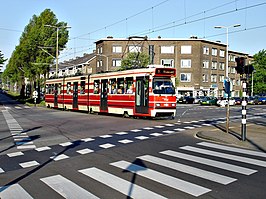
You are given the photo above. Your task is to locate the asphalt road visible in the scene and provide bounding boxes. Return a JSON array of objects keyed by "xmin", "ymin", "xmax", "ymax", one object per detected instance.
[{"xmin": 1, "ymin": 93, "xmax": 266, "ymax": 199}]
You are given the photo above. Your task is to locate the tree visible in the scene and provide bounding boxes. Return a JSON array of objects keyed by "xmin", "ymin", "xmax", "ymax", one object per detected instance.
[
  {"xmin": 119, "ymin": 52, "xmax": 150, "ymax": 70},
  {"xmin": 0, "ymin": 50, "xmax": 7, "ymax": 69},
  {"xmin": 252, "ymin": 49, "xmax": 266, "ymax": 95},
  {"xmin": 4, "ymin": 9, "xmax": 69, "ymax": 97}
]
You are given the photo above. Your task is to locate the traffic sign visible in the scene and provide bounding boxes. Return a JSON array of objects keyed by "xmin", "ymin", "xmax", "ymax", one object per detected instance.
[{"xmin": 33, "ymin": 91, "xmax": 38, "ymax": 98}]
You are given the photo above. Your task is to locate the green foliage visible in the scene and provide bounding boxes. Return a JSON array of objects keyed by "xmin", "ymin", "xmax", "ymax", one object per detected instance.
[
  {"xmin": 0, "ymin": 50, "xmax": 7, "ymax": 67},
  {"xmin": 119, "ymin": 52, "xmax": 149, "ymax": 70},
  {"xmin": 3, "ymin": 9, "xmax": 69, "ymax": 90},
  {"xmin": 252, "ymin": 49, "xmax": 266, "ymax": 95}
]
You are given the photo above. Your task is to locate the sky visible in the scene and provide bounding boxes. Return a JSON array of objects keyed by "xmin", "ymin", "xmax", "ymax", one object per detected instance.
[{"xmin": 1, "ymin": 0, "xmax": 266, "ymax": 71}]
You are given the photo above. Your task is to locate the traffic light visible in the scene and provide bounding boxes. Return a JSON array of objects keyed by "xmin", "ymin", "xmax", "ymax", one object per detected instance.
[
  {"xmin": 244, "ymin": 64, "xmax": 254, "ymax": 74},
  {"xmin": 235, "ymin": 57, "xmax": 245, "ymax": 74}
]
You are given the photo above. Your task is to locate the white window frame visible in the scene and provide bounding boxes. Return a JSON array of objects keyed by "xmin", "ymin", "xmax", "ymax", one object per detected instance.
[
  {"xmin": 219, "ymin": 75, "xmax": 224, "ymax": 82},
  {"xmin": 202, "ymin": 74, "xmax": 208, "ymax": 82},
  {"xmin": 161, "ymin": 46, "xmax": 174, "ymax": 54},
  {"xmin": 212, "ymin": 48, "xmax": 218, "ymax": 56},
  {"xmin": 220, "ymin": 49, "xmax": 225, "ymax": 57},
  {"xmin": 112, "ymin": 45, "xmax": 122, "ymax": 53},
  {"xmin": 203, "ymin": 46, "xmax": 209, "ymax": 55},
  {"xmin": 181, "ymin": 45, "xmax": 192, "ymax": 54},
  {"xmin": 180, "ymin": 73, "xmax": 191, "ymax": 82},
  {"xmin": 211, "ymin": 74, "xmax": 217, "ymax": 82},
  {"xmin": 203, "ymin": 60, "xmax": 209, "ymax": 68},
  {"xmin": 112, "ymin": 59, "xmax": 121, "ymax": 67},
  {"xmin": 161, "ymin": 59, "xmax": 174, "ymax": 68},
  {"xmin": 219, "ymin": 62, "xmax": 225, "ymax": 70},
  {"xmin": 129, "ymin": 45, "xmax": 141, "ymax": 53},
  {"xmin": 181, "ymin": 59, "xmax": 191, "ymax": 68},
  {"xmin": 211, "ymin": 61, "xmax": 217, "ymax": 70}
]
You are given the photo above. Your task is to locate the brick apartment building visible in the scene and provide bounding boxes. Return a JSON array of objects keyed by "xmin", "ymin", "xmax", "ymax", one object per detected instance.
[{"xmin": 51, "ymin": 36, "xmax": 252, "ymax": 98}]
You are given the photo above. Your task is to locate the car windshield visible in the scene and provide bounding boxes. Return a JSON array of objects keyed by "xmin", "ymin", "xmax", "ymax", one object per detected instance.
[{"xmin": 153, "ymin": 78, "xmax": 175, "ymax": 94}]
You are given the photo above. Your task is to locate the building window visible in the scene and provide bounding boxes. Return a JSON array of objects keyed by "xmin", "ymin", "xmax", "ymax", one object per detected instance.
[
  {"xmin": 211, "ymin": 74, "xmax": 217, "ymax": 82},
  {"xmin": 211, "ymin": 61, "xmax": 217, "ymax": 69},
  {"xmin": 149, "ymin": 45, "xmax": 155, "ymax": 64},
  {"xmin": 230, "ymin": 67, "xmax": 236, "ymax": 74},
  {"xmin": 203, "ymin": 60, "xmax": 209, "ymax": 68},
  {"xmin": 181, "ymin": 45, "xmax": 192, "ymax": 54},
  {"xmin": 180, "ymin": 73, "xmax": 191, "ymax": 82},
  {"xmin": 219, "ymin": 75, "xmax": 224, "ymax": 82},
  {"xmin": 129, "ymin": 45, "xmax": 141, "ymax": 53},
  {"xmin": 161, "ymin": 46, "xmax": 174, "ymax": 54},
  {"xmin": 181, "ymin": 59, "xmax": 191, "ymax": 68},
  {"xmin": 97, "ymin": 60, "xmax": 103, "ymax": 68},
  {"xmin": 112, "ymin": 45, "xmax": 122, "ymax": 53},
  {"xmin": 161, "ymin": 59, "xmax": 174, "ymax": 68},
  {"xmin": 202, "ymin": 74, "xmax": 208, "ymax": 82},
  {"xmin": 97, "ymin": 46, "xmax": 102, "ymax": 54},
  {"xmin": 220, "ymin": 49, "xmax": 225, "ymax": 57},
  {"xmin": 212, "ymin": 48, "xmax": 218, "ymax": 56},
  {"xmin": 229, "ymin": 54, "xmax": 236, "ymax": 62},
  {"xmin": 203, "ymin": 46, "xmax": 209, "ymax": 55},
  {"xmin": 112, "ymin": 59, "xmax": 121, "ymax": 67},
  {"xmin": 219, "ymin": 62, "xmax": 225, "ymax": 70}
]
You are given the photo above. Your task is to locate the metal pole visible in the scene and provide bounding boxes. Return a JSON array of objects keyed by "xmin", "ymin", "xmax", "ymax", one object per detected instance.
[
  {"xmin": 56, "ymin": 27, "xmax": 59, "ymax": 78},
  {"xmin": 226, "ymin": 27, "xmax": 230, "ymax": 134},
  {"xmin": 241, "ymin": 79, "xmax": 247, "ymax": 141}
]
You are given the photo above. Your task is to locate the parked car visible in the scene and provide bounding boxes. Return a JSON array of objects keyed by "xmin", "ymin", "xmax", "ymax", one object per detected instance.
[
  {"xmin": 178, "ymin": 96, "xmax": 195, "ymax": 104},
  {"xmin": 258, "ymin": 96, "xmax": 266, "ymax": 104},
  {"xmin": 247, "ymin": 96, "xmax": 258, "ymax": 105},
  {"xmin": 217, "ymin": 97, "xmax": 236, "ymax": 107},
  {"xmin": 194, "ymin": 96, "xmax": 205, "ymax": 104},
  {"xmin": 200, "ymin": 97, "xmax": 217, "ymax": 106},
  {"xmin": 233, "ymin": 97, "xmax": 242, "ymax": 105}
]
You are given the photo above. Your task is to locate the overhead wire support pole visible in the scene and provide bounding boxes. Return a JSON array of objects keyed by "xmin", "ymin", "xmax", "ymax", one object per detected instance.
[{"xmin": 241, "ymin": 76, "xmax": 247, "ymax": 141}]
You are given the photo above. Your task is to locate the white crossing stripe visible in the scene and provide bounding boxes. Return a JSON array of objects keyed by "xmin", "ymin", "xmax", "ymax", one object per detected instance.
[
  {"xmin": 174, "ymin": 128, "xmax": 185, "ymax": 131},
  {"xmin": 181, "ymin": 146, "xmax": 266, "ymax": 168},
  {"xmin": 77, "ymin": 148, "xmax": 94, "ymax": 154},
  {"xmin": 7, "ymin": 152, "xmax": 24, "ymax": 157},
  {"xmin": 110, "ymin": 160, "xmax": 211, "ymax": 197},
  {"xmin": 79, "ymin": 167, "xmax": 167, "ymax": 199},
  {"xmin": 99, "ymin": 143, "xmax": 115, "ymax": 149},
  {"xmin": 0, "ymin": 168, "xmax": 4, "ymax": 173},
  {"xmin": 60, "ymin": 142, "xmax": 73, "ymax": 147},
  {"xmin": 160, "ymin": 150, "xmax": 256, "ymax": 175},
  {"xmin": 41, "ymin": 174, "xmax": 100, "ymax": 199},
  {"xmin": 163, "ymin": 130, "xmax": 175, "ymax": 134},
  {"xmin": 81, "ymin": 138, "xmax": 95, "ymax": 142},
  {"xmin": 19, "ymin": 161, "xmax": 40, "ymax": 168},
  {"xmin": 35, "ymin": 146, "xmax": 51, "ymax": 152},
  {"xmin": 150, "ymin": 133, "xmax": 163, "ymax": 137},
  {"xmin": 0, "ymin": 184, "xmax": 33, "ymax": 199},
  {"xmin": 135, "ymin": 136, "xmax": 149, "ymax": 140},
  {"xmin": 118, "ymin": 139, "xmax": 133, "ymax": 144},
  {"xmin": 138, "ymin": 155, "xmax": 236, "ymax": 185},
  {"xmin": 99, "ymin": 135, "xmax": 112, "ymax": 138},
  {"xmin": 50, "ymin": 154, "xmax": 69, "ymax": 161},
  {"xmin": 115, "ymin": 132, "xmax": 128, "ymax": 135},
  {"xmin": 197, "ymin": 142, "xmax": 266, "ymax": 158}
]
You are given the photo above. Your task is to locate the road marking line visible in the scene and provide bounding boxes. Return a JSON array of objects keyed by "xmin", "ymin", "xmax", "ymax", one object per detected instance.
[
  {"xmin": 17, "ymin": 145, "xmax": 36, "ymax": 149},
  {"xmin": 143, "ymin": 127, "xmax": 154, "ymax": 130},
  {"xmin": 19, "ymin": 161, "xmax": 40, "ymax": 168},
  {"xmin": 50, "ymin": 154, "xmax": 69, "ymax": 161},
  {"xmin": 163, "ymin": 130, "xmax": 175, "ymax": 134},
  {"xmin": 138, "ymin": 155, "xmax": 236, "ymax": 185},
  {"xmin": 35, "ymin": 146, "xmax": 51, "ymax": 152},
  {"xmin": 165, "ymin": 124, "xmax": 174, "ymax": 126},
  {"xmin": 115, "ymin": 132, "xmax": 128, "ymax": 135},
  {"xmin": 0, "ymin": 184, "xmax": 33, "ymax": 199},
  {"xmin": 41, "ymin": 175, "xmax": 100, "ymax": 199},
  {"xmin": 99, "ymin": 135, "xmax": 112, "ymax": 138},
  {"xmin": 150, "ymin": 133, "xmax": 163, "ymax": 137},
  {"xmin": 60, "ymin": 142, "xmax": 73, "ymax": 147},
  {"xmin": 110, "ymin": 160, "xmax": 211, "ymax": 197},
  {"xmin": 99, "ymin": 143, "xmax": 115, "ymax": 149},
  {"xmin": 7, "ymin": 152, "xmax": 24, "ymax": 157},
  {"xmin": 155, "ymin": 125, "xmax": 165, "ymax": 128},
  {"xmin": 118, "ymin": 139, "xmax": 133, "ymax": 144},
  {"xmin": 135, "ymin": 136, "xmax": 149, "ymax": 140},
  {"xmin": 174, "ymin": 128, "xmax": 185, "ymax": 131},
  {"xmin": 0, "ymin": 168, "xmax": 4, "ymax": 173},
  {"xmin": 184, "ymin": 126, "xmax": 195, "ymax": 129},
  {"xmin": 197, "ymin": 142, "xmax": 266, "ymax": 158},
  {"xmin": 81, "ymin": 138, "xmax": 95, "ymax": 142},
  {"xmin": 180, "ymin": 146, "xmax": 266, "ymax": 168},
  {"xmin": 160, "ymin": 150, "xmax": 256, "ymax": 175},
  {"xmin": 79, "ymin": 167, "xmax": 167, "ymax": 199},
  {"xmin": 131, "ymin": 129, "xmax": 142, "ymax": 132},
  {"xmin": 77, "ymin": 148, "xmax": 94, "ymax": 154}
]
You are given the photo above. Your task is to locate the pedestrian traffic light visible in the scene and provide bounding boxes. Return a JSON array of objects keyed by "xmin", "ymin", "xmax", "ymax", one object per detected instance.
[
  {"xmin": 244, "ymin": 64, "xmax": 254, "ymax": 74},
  {"xmin": 235, "ymin": 57, "xmax": 245, "ymax": 74}
]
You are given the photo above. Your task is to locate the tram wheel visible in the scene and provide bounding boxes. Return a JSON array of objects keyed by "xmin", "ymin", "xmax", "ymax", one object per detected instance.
[{"xmin": 123, "ymin": 111, "xmax": 130, "ymax": 118}]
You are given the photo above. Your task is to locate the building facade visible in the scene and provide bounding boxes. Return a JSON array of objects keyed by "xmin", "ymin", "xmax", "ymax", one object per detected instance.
[{"xmin": 95, "ymin": 37, "xmax": 251, "ymax": 98}]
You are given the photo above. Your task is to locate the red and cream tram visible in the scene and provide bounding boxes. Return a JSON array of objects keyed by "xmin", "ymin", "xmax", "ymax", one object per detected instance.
[{"xmin": 45, "ymin": 65, "xmax": 176, "ymax": 118}]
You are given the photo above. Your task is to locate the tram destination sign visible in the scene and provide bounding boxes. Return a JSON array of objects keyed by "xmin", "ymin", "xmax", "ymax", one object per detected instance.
[{"xmin": 155, "ymin": 68, "xmax": 176, "ymax": 76}]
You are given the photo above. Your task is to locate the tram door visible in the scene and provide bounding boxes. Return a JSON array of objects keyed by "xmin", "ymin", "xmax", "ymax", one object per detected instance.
[
  {"xmin": 73, "ymin": 82, "xmax": 78, "ymax": 109},
  {"xmin": 135, "ymin": 76, "xmax": 149, "ymax": 114},
  {"xmin": 54, "ymin": 83, "xmax": 58, "ymax": 107},
  {"xmin": 100, "ymin": 79, "xmax": 108, "ymax": 111}
]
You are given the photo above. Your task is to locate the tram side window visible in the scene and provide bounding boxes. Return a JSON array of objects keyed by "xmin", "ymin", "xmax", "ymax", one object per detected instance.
[
  {"xmin": 94, "ymin": 80, "xmax": 99, "ymax": 94},
  {"xmin": 58, "ymin": 83, "xmax": 62, "ymax": 94},
  {"xmin": 110, "ymin": 78, "xmax": 117, "ymax": 94},
  {"xmin": 125, "ymin": 77, "xmax": 133, "ymax": 94},
  {"xmin": 117, "ymin": 78, "xmax": 124, "ymax": 94},
  {"xmin": 80, "ymin": 81, "xmax": 85, "ymax": 94},
  {"xmin": 67, "ymin": 82, "xmax": 71, "ymax": 94},
  {"xmin": 47, "ymin": 84, "xmax": 53, "ymax": 94},
  {"xmin": 153, "ymin": 78, "xmax": 175, "ymax": 94}
]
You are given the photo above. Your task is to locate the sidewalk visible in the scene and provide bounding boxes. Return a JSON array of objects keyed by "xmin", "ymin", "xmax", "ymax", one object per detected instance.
[{"xmin": 196, "ymin": 121, "xmax": 266, "ymax": 152}]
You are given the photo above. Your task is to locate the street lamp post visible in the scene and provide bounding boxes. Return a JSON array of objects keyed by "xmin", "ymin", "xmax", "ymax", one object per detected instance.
[
  {"xmin": 214, "ymin": 24, "xmax": 241, "ymax": 134},
  {"xmin": 44, "ymin": 25, "xmax": 71, "ymax": 77}
]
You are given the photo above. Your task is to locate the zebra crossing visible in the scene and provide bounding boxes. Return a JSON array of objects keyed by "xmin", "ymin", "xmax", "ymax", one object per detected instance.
[{"xmin": 1, "ymin": 141, "xmax": 266, "ymax": 198}]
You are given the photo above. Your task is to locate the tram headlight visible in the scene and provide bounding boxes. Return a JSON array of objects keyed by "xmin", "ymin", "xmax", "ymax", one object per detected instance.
[
  {"xmin": 155, "ymin": 103, "xmax": 161, "ymax": 107},
  {"xmin": 172, "ymin": 103, "xmax": 176, "ymax": 107}
]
